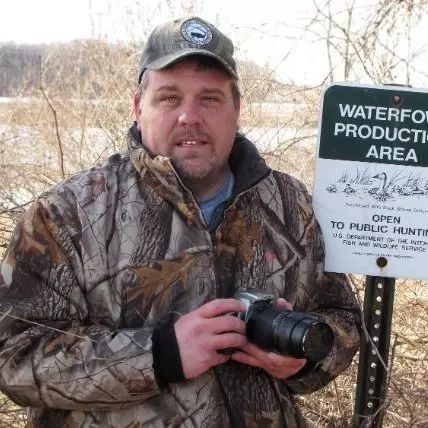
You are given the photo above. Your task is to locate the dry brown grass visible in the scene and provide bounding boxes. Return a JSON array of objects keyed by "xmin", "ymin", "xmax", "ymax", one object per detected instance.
[
  {"xmin": 298, "ymin": 276, "xmax": 428, "ymax": 428},
  {"xmin": 0, "ymin": 395, "xmax": 26, "ymax": 428}
]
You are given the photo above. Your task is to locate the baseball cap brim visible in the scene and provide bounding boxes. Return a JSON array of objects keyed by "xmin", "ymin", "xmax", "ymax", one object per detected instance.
[{"xmin": 144, "ymin": 48, "xmax": 238, "ymax": 79}]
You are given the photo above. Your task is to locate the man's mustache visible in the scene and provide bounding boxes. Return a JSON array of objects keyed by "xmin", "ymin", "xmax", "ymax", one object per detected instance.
[{"xmin": 170, "ymin": 128, "xmax": 213, "ymax": 144}]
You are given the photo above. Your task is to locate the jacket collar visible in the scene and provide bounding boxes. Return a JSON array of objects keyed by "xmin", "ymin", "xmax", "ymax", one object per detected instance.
[{"xmin": 228, "ymin": 132, "xmax": 271, "ymax": 194}]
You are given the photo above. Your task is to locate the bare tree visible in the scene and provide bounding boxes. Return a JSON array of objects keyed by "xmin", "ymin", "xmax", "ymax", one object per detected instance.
[{"xmin": 302, "ymin": 0, "xmax": 428, "ymax": 85}]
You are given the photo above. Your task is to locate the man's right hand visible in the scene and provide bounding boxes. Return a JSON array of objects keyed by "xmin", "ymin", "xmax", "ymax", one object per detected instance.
[{"xmin": 174, "ymin": 299, "xmax": 247, "ymax": 379}]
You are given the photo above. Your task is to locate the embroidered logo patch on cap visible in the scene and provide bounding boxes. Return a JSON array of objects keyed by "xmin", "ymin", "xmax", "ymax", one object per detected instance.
[{"xmin": 181, "ymin": 19, "xmax": 213, "ymax": 45}]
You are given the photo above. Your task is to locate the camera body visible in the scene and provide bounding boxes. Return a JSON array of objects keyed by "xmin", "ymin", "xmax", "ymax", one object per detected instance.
[{"xmin": 232, "ymin": 290, "xmax": 334, "ymax": 362}]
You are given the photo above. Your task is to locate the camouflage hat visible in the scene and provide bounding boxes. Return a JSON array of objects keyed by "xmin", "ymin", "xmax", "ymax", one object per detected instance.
[{"xmin": 138, "ymin": 17, "xmax": 237, "ymax": 83}]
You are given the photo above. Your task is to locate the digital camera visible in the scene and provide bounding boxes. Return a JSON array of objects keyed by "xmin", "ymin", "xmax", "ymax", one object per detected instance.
[{"xmin": 232, "ymin": 290, "xmax": 334, "ymax": 362}]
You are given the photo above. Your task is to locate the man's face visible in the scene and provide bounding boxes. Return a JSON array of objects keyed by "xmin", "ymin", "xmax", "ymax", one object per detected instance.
[{"xmin": 134, "ymin": 59, "xmax": 240, "ymax": 182}]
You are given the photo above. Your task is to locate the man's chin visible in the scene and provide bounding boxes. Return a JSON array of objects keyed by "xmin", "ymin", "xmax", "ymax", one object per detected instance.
[
  {"xmin": 178, "ymin": 167, "xmax": 212, "ymax": 180},
  {"xmin": 173, "ymin": 160, "xmax": 213, "ymax": 180}
]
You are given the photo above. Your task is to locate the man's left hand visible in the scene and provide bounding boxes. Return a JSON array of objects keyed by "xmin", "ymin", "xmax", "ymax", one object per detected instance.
[{"xmin": 230, "ymin": 342, "xmax": 306, "ymax": 379}]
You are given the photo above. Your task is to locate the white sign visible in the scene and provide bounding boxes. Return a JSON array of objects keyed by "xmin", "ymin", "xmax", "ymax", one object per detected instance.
[{"xmin": 313, "ymin": 82, "xmax": 428, "ymax": 280}]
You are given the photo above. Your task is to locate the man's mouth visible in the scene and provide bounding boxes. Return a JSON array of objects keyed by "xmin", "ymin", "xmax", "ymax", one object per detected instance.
[{"xmin": 176, "ymin": 140, "xmax": 205, "ymax": 147}]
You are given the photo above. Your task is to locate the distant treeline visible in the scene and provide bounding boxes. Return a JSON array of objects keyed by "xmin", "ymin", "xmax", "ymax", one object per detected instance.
[
  {"xmin": 0, "ymin": 40, "xmax": 293, "ymax": 102},
  {"xmin": 0, "ymin": 43, "xmax": 45, "ymax": 96},
  {"xmin": 0, "ymin": 40, "xmax": 138, "ymax": 98}
]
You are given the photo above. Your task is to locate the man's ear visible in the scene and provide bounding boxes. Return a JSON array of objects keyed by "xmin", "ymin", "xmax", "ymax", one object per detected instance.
[
  {"xmin": 134, "ymin": 94, "xmax": 142, "ymax": 130},
  {"xmin": 236, "ymin": 98, "xmax": 241, "ymax": 131}
]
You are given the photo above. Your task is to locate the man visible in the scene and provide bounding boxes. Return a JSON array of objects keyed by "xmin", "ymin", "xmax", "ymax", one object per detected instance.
[{"xmin": 0, "ymin": 16, "xmax": 360, "ymax": 427}]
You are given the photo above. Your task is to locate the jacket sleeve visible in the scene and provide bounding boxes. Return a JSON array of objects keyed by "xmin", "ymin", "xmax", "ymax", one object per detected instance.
[
  {"xmin": 283, "ymin": 181, "xmax": 362, "ymax": 395},
  {"xmin": 284, "ymin": 269, "xmax": 361, "ymax": 395},
  {"xmin": 0, "ymin": 197, "xmax": 164, "ymax": 410}
]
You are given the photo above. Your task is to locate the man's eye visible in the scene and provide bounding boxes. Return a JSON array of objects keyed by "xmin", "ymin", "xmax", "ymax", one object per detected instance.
[
  {"xmin": 160, "ymin": 95, "xmax": 179, "ymax": 102},
  {"xmin": 201, "ymin": 96, "xmax": 219, "ymax": 103}
]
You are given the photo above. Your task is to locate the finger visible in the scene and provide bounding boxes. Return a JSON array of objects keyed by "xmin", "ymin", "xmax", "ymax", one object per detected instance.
[
  {"xmin": 212, "ymin": 352, "xmax": 231, "ymax": 366},
  {"xmin": 275, "ymin": 298, "xmax": 293, "ymax": 311},
  {"xmin": 208, "ymin": 315, "xmax": 246, "ymax": 334},
  {"xmin": 195, "ymin": 299, "xmax": 245, "ymax": 318},
  {"xmin": 239, "ymin": 342, "xmax": 270, "ymax": 361},
  {"xmin": 232, "ymin": 351, "xmax": 298, "ymax": 378},
  {"xmin": 267, "ymin": 352, "xmax": 306, "ymax": 368},
  {"xmin": 233, "ymin": 351, "xmax": 306, "ymax": 379},
  {"xmin": 231, "ymin": 351, "xmax": 265, "ymax": 368},
  {"xmin": 265, "ymin": 368, "xmax": 289, "ymax": 379},
  {"xmin": 212, "ymin": 332, "xmax": 247, "ymax": 351},
  {"xmin": 267, "ymin": 364, "xmax": 305, "ymax": 379},
  {"xmin": 232, "ymin": 352, "xmax": 281, "ymax": 372},
  {"xmin": 266, "ymin": 353, "xmax": 307, "ymax": 378}
]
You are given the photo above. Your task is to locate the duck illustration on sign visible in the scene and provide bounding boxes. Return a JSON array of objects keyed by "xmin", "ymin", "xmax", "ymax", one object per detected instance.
[{"xmin": 325, "ymin": 168, "xmax": 428, "ymax": 202}]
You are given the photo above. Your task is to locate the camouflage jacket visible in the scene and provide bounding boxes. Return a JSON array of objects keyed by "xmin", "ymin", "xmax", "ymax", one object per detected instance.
[{"xmin": 0, "ymin": 125, "xmax": 361, "ymax": 427}]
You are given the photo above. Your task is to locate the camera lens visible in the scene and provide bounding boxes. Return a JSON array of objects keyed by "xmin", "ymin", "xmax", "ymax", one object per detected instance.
[
  {"xmin": 300, "ymin": 321, "xmax": 334, "ymax": 361},
  {"xmin": 246, "ymin": 306, "xmax": 334, "ymax": 362},
  {"xmin": 285, "ymin": 315, "xmax": 334, "ymax": 361}
]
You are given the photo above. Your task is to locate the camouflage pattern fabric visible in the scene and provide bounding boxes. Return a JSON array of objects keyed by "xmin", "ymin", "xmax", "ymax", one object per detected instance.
[{"xmin": 0, "ymin": 125, "xmax": 361, "ymax": 427}]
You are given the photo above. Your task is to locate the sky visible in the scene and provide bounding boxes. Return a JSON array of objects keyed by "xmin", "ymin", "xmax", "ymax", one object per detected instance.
[
  {"xmin": 1, "ymin": 0, "xmax": 428, "ymax": 86},
  {"xmin": 0, "ymin": 0, "xmax": 330, "ymax": 84},
  {"xmin": 0, "ymin": 0, "xmax": 305, "ymax": 43}
]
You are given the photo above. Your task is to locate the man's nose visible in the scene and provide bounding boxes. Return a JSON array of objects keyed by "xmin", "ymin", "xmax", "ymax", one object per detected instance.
[{"xmin": 177, "ymin": 102, "xmax": 202, "ymax": 126}]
